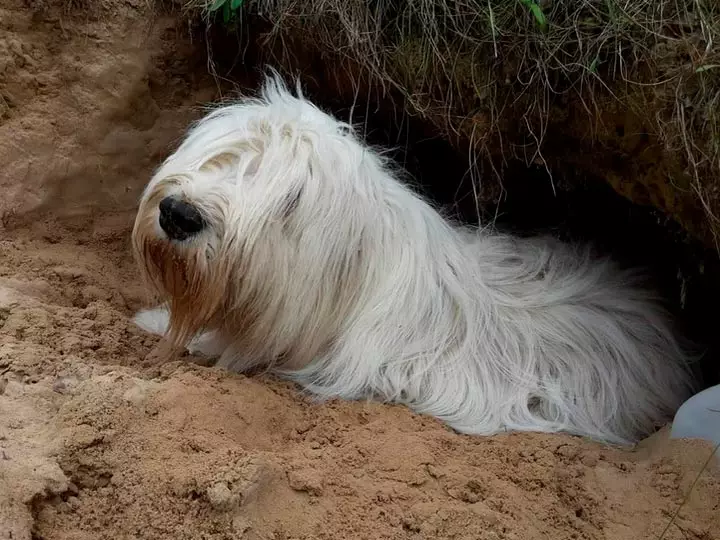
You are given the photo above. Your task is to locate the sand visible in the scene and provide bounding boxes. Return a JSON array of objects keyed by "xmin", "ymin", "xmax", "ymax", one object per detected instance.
[{"xmin": 1, "ymin": 1, "xmax": 719, "ymax": 539}]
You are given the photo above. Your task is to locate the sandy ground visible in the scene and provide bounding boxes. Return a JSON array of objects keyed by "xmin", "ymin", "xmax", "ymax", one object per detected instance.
[{"xmin": 1, "ymin": 1, "xmax": 720, "ymax": 539}]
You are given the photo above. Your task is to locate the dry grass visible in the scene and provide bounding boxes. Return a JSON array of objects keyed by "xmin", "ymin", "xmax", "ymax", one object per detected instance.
[{"xmin": 185, "ymin": 0, "xmax": 720, "ymax": 245}]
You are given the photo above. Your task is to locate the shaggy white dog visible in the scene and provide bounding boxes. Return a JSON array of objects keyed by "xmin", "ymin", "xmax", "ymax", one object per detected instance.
[{"xmin": 132, "ymin": 71, "xmax": 698, "ymax": 446}]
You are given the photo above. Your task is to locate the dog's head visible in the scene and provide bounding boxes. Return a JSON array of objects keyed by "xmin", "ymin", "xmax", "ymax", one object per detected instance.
[{"xmin": 132, "ymin": 71, "xmax": 391, "ymax": 355}]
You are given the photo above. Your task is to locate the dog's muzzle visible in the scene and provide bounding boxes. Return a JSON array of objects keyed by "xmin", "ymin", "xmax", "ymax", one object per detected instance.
[{"xmin": 158, "ymin": 196, "xmax": 206, "ymax": 241}]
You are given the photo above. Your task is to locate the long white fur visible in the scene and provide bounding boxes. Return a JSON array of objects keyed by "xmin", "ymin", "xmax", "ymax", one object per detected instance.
[{"xmin": 132, "ymin": 71, "xmax": 698, "ymax": 446}]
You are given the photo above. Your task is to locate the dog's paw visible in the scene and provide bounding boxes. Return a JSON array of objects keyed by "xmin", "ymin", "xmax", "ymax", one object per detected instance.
[
  {"xmin": 132, "ymin": 306, "xmax": 170, "ymax": 337},
  {"xmin": 187, "ymin": 331, "xmax": 225, "ymax": 358},
  {"xmin": 133, "ymin": 306, "xmax": 225, "ymax": 359}
]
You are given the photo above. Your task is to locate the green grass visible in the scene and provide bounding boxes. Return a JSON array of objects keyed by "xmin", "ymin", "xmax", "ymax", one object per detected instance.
[{"xmin": 206, "ymin": 0, "xmax": 244, "ymax": 23}]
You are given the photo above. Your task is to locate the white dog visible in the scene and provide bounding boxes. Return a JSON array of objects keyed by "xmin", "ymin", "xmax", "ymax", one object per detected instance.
[{"xmin": 132, "ymin": 71, "xmax": 698, "ymax": 446}]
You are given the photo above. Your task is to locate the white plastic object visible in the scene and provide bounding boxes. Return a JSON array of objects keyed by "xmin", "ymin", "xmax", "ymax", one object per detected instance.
[{"xmin": 670, "ymin": 384, "xmax": 720, "ymax": 447}]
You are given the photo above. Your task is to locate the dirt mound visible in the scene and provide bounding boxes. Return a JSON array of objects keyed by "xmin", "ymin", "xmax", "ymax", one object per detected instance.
[
  {"xmin": 1, "ymin": 1, "xmax": 719, "ymax": 540},
  {"xmin": 2, "ymin": 223, "xmax": 719, "ymax": 540}
]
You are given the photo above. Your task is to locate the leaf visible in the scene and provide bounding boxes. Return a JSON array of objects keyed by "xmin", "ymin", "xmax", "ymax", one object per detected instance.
[
  {"xmin": 230, "ymin": 0, "xmax": 243, "ymax": 11},
  {"xmin": 208, "ymin": 0, "xmax": 225, "ymax": 12},
  {"xmin": 519, "ymin": 0, "xmax": 548, "ymax": 32},
  {"xmin": 589, "ymin": 56, "xmax": 600, "ymax": 73},
  {"xmin": 222, "ymin": 0, "xmax": 231, "ymax": 22},
  {"xmin": 696, "ymin": 65, "xmax": 720, "ymax": 73}
]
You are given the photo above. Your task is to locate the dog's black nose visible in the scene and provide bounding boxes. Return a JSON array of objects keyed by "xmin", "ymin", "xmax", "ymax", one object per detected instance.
[{"xmin": 158, "ymin": 196, "xmax": 205, "ymax": 241}]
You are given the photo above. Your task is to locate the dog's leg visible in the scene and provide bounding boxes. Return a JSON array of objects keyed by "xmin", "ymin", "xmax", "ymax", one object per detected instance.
[
  {"xmin": 186, "ymin": 330, "xmax": 226, "ymax": 358},
  {"xmin": 132, "ymin": 306, "xmax": 224, "ymax": 359},
  {"xmin": 132, "ymin": 306, "xmax": 171, "ymax": 336}
]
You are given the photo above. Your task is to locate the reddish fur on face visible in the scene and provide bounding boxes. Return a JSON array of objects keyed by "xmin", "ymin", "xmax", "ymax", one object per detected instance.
[{"xmin": 132, "ymin": 186, "xmax": 227, "ymax": 349}]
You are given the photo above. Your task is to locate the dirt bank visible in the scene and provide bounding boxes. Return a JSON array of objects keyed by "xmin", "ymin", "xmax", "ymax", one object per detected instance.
[{"xmin": 1, "ymin": 1, "xmax": 719, "ymax": 540}]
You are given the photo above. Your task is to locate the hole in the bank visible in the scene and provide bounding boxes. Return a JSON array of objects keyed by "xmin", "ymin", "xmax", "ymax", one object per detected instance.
[{"xmin": 337, "ymin": 104, "xmax": 719, "ymax": 390}]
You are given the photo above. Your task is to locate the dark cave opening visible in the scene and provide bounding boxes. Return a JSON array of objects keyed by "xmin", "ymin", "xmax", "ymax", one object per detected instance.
[{"xmin": 367, "ymin": 115, "xmax": 720, "ymax": 389}]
